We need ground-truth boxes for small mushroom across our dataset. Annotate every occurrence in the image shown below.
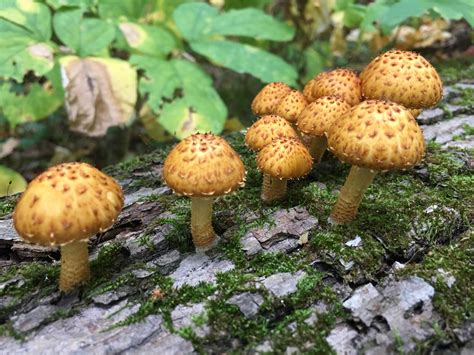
[251,82,291,116]
[309,69,362,106]
[296,96,351,162]
[274,90,308,126]
[256,137,312,203]
[163,133,246,251]
[13,162,124,292]
[408,108,422,118]
[327,100,425,224]
[245,115,299,152]
[303,79,317,102]
[360,49,443,111]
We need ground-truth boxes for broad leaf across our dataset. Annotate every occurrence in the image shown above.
[46,0,91,10]
[98,0,156,21]
[190,40,297,85]
[53,9,116,56]
[131,55,227,139]
[173,3,219,41]
[0,165,27,197]
[60,56,137,136]
[118,22,175,57]
[0,64,64,127]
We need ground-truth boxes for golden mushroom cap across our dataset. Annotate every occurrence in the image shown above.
[257,137,313,179]
[360,50,443,109]
[251,82,291,116]
[13,162,124,246]
[245,115,299,151]
[303,79,316,102]
[408,108,422,118]
[327,100,425,171]
[296,96,351,137]
[274,90,308,123]
[163,133,246,197]
[311,69,362,106]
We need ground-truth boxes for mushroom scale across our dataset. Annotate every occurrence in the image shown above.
[245,115,299,152]
[310,69,362,106]
[274,90,308,123]
[360,50,443,109]
[251,82,291,116]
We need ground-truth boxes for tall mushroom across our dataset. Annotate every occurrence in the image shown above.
[245,115,299,152]
[251,82,291,116]
[309,69,362,106]
[257,137,312,202]
[13,162,124,292]
[327,100,425,224]
[296,96,351,162]
[163,133,246,251]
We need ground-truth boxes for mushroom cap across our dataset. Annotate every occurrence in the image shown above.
[163,133,246,197]
[251,82,291,116]
[296,96,351,137]
[257,137,313,179]
[245,115,299,151]
[274,90,308,123]
[360,50,443,109]
[408,108,422,118]
[311,69,362,106]
[303,79,316,102]
[13,162,124,246]
[327,100,425,171]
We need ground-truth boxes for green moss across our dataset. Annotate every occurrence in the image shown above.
[0,194,17,217]
[434,58,474,85]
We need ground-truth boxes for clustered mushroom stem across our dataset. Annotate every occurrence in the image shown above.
[261,173,288,203]
[309,136,328,163]
[191,197,216,249]
[329,166,377,224]
[59,240,91,293]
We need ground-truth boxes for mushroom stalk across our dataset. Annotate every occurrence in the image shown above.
[261,173,287,202]
[309,136,328,162]
[329,166,377,224]
[59,240,90,292]
[191,197,216,249]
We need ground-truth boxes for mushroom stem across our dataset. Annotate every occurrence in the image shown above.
[309,136,328,163]
[329,166,377,224]
[191,197,216,249]
[261,173,288,202]
[59,240,90,293]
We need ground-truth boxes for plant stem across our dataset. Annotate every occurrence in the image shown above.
[329,166,377,224]
[309,136,328,163]
[261,173,288,202]
[59,240,90,293]
[191,197,216,250]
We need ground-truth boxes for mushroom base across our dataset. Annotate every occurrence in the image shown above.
[261,174,288,203]
[329,166,377,224]
[309,136,328,163]
[59,240,90,293]
[191,197,217,249]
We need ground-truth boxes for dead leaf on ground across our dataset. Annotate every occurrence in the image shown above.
[0,138,19,159]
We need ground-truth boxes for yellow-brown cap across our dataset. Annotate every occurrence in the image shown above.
[163,133,246,197]
[257,137,313,179]
[296,96,351,137]
[251,82,291,116]
[274,90,308,123]
[360,50,442,109]
[303,79,316,102]
[245,115,299,151]
[311,69,362,106]
[408,108,422,118]
[327,100,425,171]
[13,162,124,246]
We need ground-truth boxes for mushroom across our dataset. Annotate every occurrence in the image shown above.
[274,90,308,126]
[13,162,124,292]
[251,82,291,116]
[245,115,299,152]
[360,50,443,112]
[327,100,425,224]
[309,69,362,106]
[409,108,422,118]
[163,133,246,251]
[257,137,312,202]
[303,79,316,102]
[296,96,351,162]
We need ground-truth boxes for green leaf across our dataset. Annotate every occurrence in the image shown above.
[173,2,219,41]
[53,9,115,56]
[209,8,294,41]
[98,0,156,21]
[0,165,27,197]
[46,0,91,10]
[359,0,390,33]
[0,63,64,127]
[190,39,297,85]
[130,55,227,139]
[117,22,175,57]
[431,0,474,26]
[224,0,272,10]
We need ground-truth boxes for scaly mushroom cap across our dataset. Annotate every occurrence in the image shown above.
[327,100,425,171]
[303,79,316,102]
[311,69,362,106]
[163,133,246,197]
[297,96,351,137]
[13,162,124,246]
[251,82,291,116]
[257,137,313,179]
[408,108,422,118]
[360,50,442,109]
[245,115,299,151]
[274,90,308,123]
